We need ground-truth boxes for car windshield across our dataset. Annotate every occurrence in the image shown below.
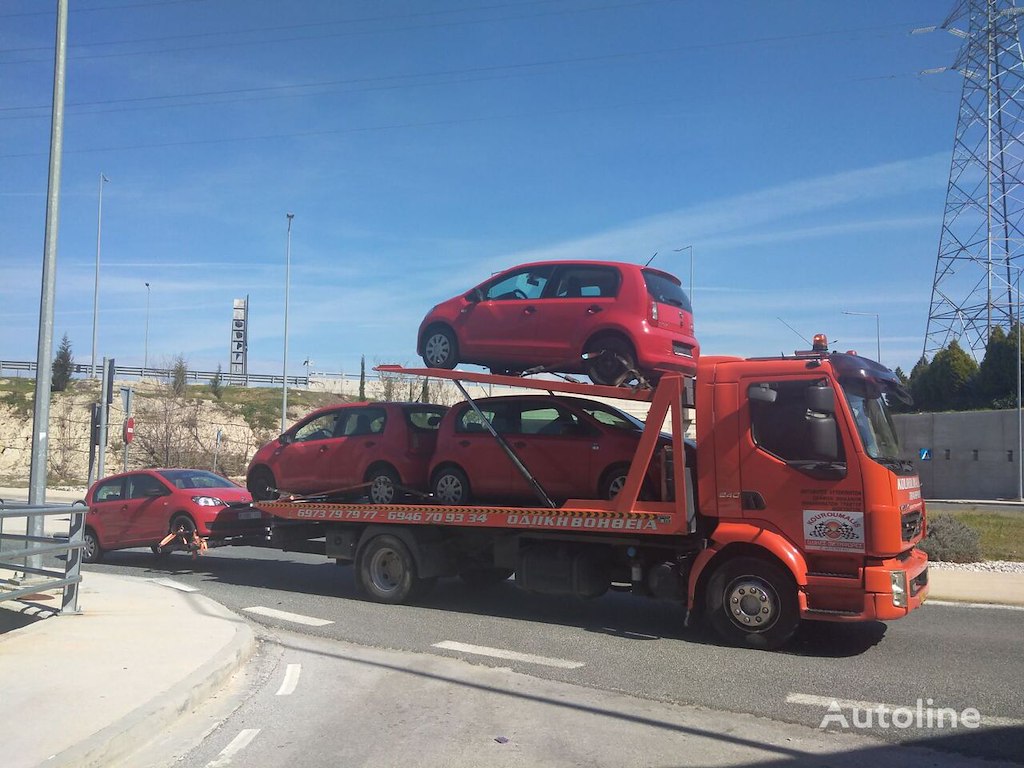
[643,270,691,312]
[839,378,901,462]
[158,469,238,489]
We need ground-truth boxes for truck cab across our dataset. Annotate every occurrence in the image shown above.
[692,338,928,647]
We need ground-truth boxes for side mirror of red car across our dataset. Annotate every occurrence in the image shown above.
[278,433,293,446]
[465,288,484,304]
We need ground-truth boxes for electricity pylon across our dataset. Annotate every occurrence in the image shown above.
[924,0,1024,361]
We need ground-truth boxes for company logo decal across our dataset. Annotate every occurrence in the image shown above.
[803,510,865,553]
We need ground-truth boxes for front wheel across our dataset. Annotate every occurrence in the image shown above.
[422,326,459,369]
[247,467,278,501]
[356,534,434,604]
[367,466,400,504]
[705,557,799,650]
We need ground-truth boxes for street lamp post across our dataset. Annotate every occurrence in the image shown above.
[90,172,109,378]
[282,213,294,433]
[842,310,881,363]
[143,282,151,377]
[987,265,1023,501]
[673,245,694,304]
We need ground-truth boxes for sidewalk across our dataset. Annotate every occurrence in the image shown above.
[0,573,254,768]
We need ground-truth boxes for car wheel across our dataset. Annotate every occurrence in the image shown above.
[170,514,197,538]
[432,466,471,505]
[422,326,459,369]
[357,534,435,604]
[247,466,278,501]
[705,557,799,650]
[584,335,639,386]
[82,527,102,564]
[600,465,630,500]
[367,465,400,504]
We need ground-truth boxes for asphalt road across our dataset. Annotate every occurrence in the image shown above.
[85,543,1024,766]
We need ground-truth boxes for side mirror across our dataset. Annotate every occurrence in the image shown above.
[145,486,166,498]
[807,413,840,461]
[747,384,778,403]
[465,288,484,303]
[805,385,835,414]
[278,433,293,446]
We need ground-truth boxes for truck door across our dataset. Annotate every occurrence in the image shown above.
[738,377,865,556]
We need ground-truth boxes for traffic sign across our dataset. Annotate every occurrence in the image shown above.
[123,417,135,444]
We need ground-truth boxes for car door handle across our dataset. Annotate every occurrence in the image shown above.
[514,441,527,448]
[587,305,603,314]
[364,441,376,448]
[319,446,329,453]
[459,440,471,447]
[523,306,536,315]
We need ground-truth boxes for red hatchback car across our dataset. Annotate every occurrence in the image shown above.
[246,401,448,503]
[428,395,669,505]
[417,260,698,385]
[83,468,259,562]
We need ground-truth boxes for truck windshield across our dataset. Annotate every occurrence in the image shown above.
[839,378,901,462]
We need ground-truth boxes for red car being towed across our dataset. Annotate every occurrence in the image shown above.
[427,395,672,505]
[417,260,698,385]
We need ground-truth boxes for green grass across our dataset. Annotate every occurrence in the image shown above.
[0,378,36,417]
[932,508,1024,562]
[215,386,343,433]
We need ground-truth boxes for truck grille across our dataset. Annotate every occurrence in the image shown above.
[901,510,923,541]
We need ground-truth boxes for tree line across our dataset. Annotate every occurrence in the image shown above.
[894,325,1024,413]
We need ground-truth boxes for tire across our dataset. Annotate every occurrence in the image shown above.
[247,466,278,501]
[367,465,401,504]
[705,556,799,650]
[599,464,630,500]
[170,514,197,538]
[422,326,459,369]
[432,466,471,505]
[82,527,102,564]
[460,567,514,586]
[357,534,434,604]
[584,335,639,386]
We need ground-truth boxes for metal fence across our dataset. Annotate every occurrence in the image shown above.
[0,359,309,387]
[0,504,84,613]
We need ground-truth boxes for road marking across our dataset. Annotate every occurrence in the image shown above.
[787,692,1024,728]
[149,578,198,593]
[925,599,1024,612]
[206,728,260,767]
[243,606,334,627]
[432,640,585,669]
[275,663,302,696]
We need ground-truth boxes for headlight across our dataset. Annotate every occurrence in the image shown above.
[192,496,226,507]
[890,570,908,608]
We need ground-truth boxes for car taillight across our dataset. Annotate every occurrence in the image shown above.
[650,300,659,325]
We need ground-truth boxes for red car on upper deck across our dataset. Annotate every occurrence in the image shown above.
[417,260,698,385]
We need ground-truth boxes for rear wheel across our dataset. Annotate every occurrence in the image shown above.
[599,464,630,500]
[705,557,799,650]
[82,528,102,564]
[247,467,278,501]
[584,335,639,386]
[422,326,458,369]
[432,466,471,505]
[357,534,435,604]
[367,465,400,504]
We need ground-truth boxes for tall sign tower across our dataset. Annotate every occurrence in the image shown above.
[924,0,1024,361]
[230,296,248,380]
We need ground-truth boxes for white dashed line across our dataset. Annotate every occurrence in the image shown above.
[275,663,302,696]
[206,728,260,767]
[787,692,1024,728]
[243,606,334,627]
[432,640,585,669]
[149,578,198,593]
[925,599,1024,612]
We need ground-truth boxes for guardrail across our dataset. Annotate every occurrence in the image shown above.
[0,359,310,387]
[0,504,84,613]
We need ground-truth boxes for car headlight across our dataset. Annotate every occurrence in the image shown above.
[890,570,908,608]
[192,496,226,507]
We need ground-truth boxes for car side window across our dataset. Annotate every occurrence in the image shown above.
[519,405,583,435]
[456,402,513,433]
[128,474,167,499]
[551,266,620,298]
[340,407,387,436]
[94,479,123,502]
[294,413,338,442]
[483,266,553,301]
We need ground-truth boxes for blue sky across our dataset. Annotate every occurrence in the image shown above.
[1,0,965,378]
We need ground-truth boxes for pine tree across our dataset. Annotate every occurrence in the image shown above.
[51,333,74,392]
[928,340,979,410]
[359,355,366,400]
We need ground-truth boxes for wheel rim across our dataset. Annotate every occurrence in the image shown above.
[606,473,627,499]
[368,547,405,594]
[434,474,464,503]
[83,534,97,560]
[370,475,395,504]
[173,518,195,536]
[723,575,779,633]
[424,333,450,366]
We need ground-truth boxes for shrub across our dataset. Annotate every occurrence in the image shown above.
[920,513,983,563]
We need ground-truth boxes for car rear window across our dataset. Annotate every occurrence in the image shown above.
[643,269,691,312]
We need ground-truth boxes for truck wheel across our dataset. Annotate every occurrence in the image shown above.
[82,527,103,564]
[584,336,638,386]
[432,467,471,504]
[357,535,433,604]
[367,466,400,504]
[705,557,799,650]
[422,326,459,369]
[247,467,278,501]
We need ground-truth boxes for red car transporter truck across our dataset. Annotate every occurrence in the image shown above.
[251,335,928,649]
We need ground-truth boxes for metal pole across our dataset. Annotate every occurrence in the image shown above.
[143,282,150,377]
[1017,276,1022,500]
[90,172,109,378]
[282,213,294,433]
[842,311,881,363]
[97,357,110,479]
[28,0,69,516]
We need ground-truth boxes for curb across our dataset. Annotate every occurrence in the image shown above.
[45,593,256,768]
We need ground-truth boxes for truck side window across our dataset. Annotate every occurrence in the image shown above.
[749,380,845,463]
